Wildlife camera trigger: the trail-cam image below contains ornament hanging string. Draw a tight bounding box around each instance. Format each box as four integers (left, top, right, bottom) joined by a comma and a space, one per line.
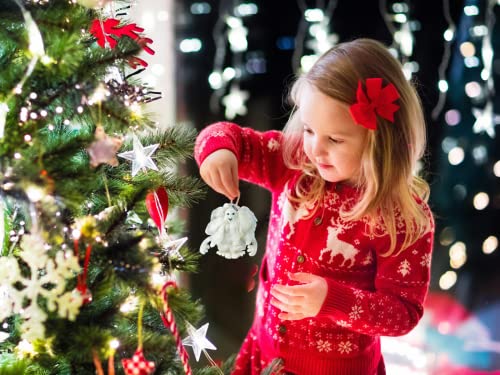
121, 300, 156, 374
101, 172, 112, 207
91, 348, 116, 375
74, 239, 93, 301
92, 349, 105, 375
122, 302, 156, 375
153, 190, 167, 237
137, 301, 144, 349
160, 281, 192, 375
152, 190, 172, 270
231, 194, 241, 206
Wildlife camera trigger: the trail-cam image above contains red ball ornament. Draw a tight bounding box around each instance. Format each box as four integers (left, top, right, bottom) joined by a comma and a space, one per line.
145, 187, 169, 231
122, 349, 156, 375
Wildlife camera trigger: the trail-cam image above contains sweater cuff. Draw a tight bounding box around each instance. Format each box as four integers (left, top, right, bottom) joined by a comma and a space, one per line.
194, 122, 240, 167
317, 278, 357, 320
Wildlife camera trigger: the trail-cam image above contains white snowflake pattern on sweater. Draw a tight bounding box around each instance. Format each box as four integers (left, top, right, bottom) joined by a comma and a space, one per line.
338, 340, 357, 354
420, 254, 431, 268
349, 305, 364, 320
267, 138, 280, 151
316, 339, 332, 352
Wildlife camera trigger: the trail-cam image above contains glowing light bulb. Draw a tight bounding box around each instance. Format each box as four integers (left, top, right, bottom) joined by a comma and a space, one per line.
444, 109, 460, 126
439, 271, 457, 290
473, 192, 489, 210
120, 296, 139, 313
483, 236, 498, 254
449, 241, 467, 269
459, 42, 475, 57
304, 8, 324, 22
438, 80, 449, 92
179, 38, 202, 53
448, 147, 464, 165
465, 81, 481, 98
208, 71, 223, 90
464, 5, 479, 16
443, 28, 454, 41
493, 160, 500, 177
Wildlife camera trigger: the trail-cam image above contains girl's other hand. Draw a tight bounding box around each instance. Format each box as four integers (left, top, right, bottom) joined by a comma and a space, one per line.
270, 273, 328, 320
199, 149, 240, 200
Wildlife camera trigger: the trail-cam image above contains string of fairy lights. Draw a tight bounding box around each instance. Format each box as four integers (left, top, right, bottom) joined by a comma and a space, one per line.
293, 0, 339, 73
379, 0, 419, 79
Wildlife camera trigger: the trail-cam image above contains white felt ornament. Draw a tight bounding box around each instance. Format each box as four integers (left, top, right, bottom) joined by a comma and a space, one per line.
200, 202, 257, 259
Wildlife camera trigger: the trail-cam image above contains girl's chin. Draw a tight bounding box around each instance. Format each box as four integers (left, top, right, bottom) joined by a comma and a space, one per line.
317, 170, 339, 183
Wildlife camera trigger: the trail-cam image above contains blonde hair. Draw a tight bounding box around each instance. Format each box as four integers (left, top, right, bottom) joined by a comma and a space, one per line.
282, 38, 432, 257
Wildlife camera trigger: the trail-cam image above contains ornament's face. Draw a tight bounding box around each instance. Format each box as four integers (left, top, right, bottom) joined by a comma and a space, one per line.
224, 207, 237, 222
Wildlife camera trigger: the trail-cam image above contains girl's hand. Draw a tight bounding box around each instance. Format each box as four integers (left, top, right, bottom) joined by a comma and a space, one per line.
270, 273, 328, 320
199, 149, 240, 200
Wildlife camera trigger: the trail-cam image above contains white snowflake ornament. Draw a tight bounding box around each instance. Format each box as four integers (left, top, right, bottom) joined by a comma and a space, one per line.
0, 233, 82, 341
200, 202, 257, 259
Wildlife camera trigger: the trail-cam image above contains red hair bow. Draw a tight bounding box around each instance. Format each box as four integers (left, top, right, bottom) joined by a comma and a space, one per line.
349, 78, 400, 130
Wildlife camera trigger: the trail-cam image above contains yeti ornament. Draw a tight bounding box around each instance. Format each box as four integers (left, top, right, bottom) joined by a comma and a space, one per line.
200, 202, 258, 259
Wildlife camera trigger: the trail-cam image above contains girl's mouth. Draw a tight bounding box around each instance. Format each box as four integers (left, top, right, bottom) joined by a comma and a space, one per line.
317, 163, 333, 169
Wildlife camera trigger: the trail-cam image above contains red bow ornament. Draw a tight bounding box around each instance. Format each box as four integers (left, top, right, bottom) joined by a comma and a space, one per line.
90, 18, 155, 67
349, 78, 400, 130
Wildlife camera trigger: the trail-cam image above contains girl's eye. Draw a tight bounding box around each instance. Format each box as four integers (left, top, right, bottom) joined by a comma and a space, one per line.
303, 127, 313, 134
329, 138, 343, 144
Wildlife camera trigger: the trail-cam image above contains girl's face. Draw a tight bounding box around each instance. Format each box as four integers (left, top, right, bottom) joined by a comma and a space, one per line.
299, 84, 369, 185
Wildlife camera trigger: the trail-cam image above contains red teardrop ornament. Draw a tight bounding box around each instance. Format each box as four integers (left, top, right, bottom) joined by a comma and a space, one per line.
145, 187, 169, 231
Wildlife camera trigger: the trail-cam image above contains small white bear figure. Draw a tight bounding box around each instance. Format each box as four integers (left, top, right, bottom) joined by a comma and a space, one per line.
200, 203, 258, 259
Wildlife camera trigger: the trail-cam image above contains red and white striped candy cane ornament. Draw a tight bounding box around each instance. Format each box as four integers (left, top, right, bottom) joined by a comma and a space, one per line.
160, 281, 192, 375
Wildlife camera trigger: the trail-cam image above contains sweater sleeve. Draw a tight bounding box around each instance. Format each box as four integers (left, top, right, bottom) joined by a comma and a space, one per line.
194, 121, 293, 191
317, 210, 435, 337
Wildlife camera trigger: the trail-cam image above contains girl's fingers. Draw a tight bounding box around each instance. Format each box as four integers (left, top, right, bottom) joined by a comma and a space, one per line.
270, 286, 305, 305
207, 170, 227, 198
272, 284, 306, 297
219, 168, 238, 200
230, 162, 240, 198
270, 298, 302, 314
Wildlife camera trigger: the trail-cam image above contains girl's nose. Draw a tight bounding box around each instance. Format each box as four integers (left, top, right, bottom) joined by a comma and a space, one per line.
312, 138, 328, 157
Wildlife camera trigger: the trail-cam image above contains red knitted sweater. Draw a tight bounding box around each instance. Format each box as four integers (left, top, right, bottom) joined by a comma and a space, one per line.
195, 122, 435, 375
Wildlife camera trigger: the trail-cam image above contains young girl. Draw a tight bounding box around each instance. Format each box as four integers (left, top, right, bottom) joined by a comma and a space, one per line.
195, 38, 434, 375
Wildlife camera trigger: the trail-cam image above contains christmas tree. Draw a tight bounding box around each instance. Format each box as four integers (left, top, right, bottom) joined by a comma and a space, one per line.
0, 0, 227, 373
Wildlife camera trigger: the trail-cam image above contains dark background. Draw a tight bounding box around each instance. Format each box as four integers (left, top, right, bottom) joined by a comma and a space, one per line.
174, 0, 500, 369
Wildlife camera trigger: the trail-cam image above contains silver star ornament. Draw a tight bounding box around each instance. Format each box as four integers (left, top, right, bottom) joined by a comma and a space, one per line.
118, 135, 159, 177
182, 322, 217, 362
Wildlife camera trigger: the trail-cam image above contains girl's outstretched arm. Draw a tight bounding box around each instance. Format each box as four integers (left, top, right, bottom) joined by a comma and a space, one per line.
195, 121, 293, 193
